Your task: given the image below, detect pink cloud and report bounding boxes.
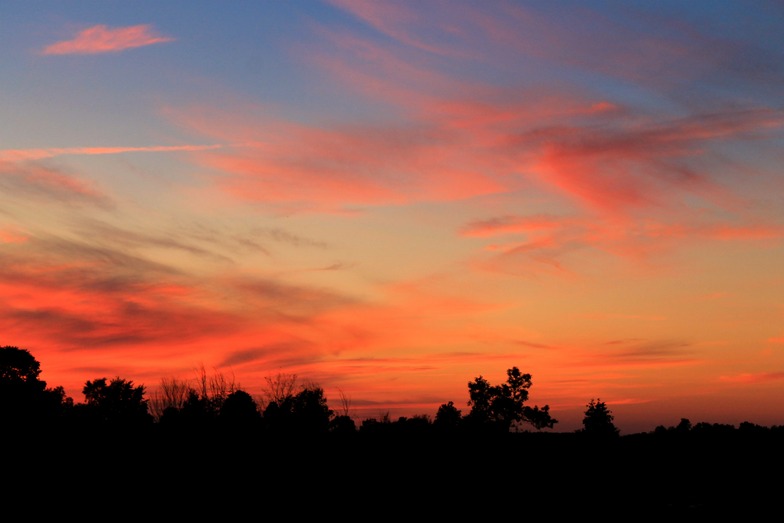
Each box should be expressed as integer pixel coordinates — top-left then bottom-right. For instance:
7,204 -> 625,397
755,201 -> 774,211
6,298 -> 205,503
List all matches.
41,24 -> 174,55
305,3 -> 784,223
303,27 -> 782,219
170,105 -> 506,211
525,107 -> 784,214
160,12 -> 784,280
461,209 -> 784,277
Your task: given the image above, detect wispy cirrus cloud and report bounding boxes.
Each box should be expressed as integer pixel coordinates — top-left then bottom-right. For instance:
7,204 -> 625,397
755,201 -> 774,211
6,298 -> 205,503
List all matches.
0,225 -> 363,393
326,0 -> 468,57
462,212 -> 784,263
525,107 -> 784,214
169,104 -> 505,212
41,24 -> 174,55
460,214 -> 565,238
562,339 -> 696,369
309,2 -> 784,222
0,160 -> 111,207
0,144 -> 225,162
287,11 -> 784,221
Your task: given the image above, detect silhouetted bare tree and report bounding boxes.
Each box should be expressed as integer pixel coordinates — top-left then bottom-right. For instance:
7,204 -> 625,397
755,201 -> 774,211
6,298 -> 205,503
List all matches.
260,371 -> 297,411
148,376 -> 192,421
151,366 -> 240,427
328,387 -> 356,433
196,364 -> 239,413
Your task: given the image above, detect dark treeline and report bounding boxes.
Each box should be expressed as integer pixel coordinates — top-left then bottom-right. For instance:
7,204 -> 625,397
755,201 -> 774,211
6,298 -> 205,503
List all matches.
3,344 -> 782,438
2,344 -> 782,516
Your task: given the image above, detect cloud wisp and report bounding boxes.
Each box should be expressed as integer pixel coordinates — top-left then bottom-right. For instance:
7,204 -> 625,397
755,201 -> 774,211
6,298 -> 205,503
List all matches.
0,160 -> 111,208
41,24 -> 174,55
0,144 -> 226,162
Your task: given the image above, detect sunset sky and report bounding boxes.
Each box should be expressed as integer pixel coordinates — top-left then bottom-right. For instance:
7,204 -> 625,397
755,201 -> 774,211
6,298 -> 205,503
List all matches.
2,1 -> 783,433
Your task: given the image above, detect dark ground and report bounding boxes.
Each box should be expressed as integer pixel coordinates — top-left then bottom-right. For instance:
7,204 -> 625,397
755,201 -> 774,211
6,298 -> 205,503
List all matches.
7,429 -> 781,518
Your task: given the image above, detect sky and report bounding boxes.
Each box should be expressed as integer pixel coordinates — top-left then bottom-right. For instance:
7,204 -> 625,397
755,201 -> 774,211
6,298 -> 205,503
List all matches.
1,0 -> 783,434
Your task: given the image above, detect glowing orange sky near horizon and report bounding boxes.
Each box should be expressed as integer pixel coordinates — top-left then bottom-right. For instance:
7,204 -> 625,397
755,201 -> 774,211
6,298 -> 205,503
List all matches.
1,1 -> 783,433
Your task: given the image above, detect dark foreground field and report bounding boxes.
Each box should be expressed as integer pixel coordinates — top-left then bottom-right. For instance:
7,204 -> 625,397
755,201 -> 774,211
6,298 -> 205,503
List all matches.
7,428 -> 781,518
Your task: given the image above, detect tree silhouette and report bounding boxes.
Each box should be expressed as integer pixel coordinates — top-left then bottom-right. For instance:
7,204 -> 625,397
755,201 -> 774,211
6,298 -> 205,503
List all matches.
263,380 -> 334,436
0,345 -> 43,383
581,398 -> 619,437
148,375 -> 192,420
434,400 -> 462,433
220,389 -> 262,428
0,345 -> 72,430
75,376 -> 153,428
331,416 -> 357,433
328,387 -> 357,433
151,367 -> 242,432
464,367 -> 557,432
158,387 -> 221,435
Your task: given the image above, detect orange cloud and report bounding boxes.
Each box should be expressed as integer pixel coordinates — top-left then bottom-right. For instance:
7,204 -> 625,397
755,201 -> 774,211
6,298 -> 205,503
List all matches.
720,372 -> 784,384
41,24 -> 174,55
710,224 -> 784,241
0,229 -> 28,244
0,230 -> 356,397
